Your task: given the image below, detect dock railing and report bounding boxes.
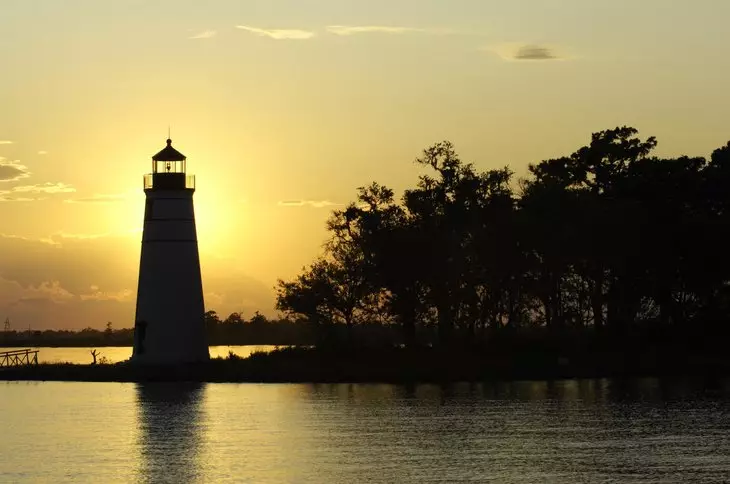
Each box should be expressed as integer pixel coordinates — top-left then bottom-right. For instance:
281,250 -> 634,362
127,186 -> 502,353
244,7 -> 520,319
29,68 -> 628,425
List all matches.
0,348 -> 39,368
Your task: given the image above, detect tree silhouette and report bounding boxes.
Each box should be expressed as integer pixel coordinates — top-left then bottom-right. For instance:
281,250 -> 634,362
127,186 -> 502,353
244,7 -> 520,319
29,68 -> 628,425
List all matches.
274,126 -> 730,357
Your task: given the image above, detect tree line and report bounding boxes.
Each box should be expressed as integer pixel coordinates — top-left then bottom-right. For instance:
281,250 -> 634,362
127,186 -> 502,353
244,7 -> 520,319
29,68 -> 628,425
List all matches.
275,127 -> 730,353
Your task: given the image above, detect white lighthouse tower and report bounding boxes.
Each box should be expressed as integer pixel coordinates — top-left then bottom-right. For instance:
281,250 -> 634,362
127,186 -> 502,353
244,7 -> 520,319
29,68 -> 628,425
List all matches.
131,138 -> 209,364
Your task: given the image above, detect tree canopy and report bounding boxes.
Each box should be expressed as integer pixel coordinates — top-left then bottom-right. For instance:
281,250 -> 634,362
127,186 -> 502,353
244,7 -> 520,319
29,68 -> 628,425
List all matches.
276,127 -> 730,351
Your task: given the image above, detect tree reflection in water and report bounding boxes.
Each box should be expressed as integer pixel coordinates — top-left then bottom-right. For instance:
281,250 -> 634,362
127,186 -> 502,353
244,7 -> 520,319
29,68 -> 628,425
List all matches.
135,382 -> 207,483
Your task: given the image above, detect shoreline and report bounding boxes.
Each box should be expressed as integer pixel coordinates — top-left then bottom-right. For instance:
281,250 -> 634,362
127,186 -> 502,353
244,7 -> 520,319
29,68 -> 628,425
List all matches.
1,347 -> 728,384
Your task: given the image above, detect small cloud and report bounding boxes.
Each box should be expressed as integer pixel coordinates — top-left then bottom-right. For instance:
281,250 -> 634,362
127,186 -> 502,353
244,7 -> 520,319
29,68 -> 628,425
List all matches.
0,141 -> 13,145
0,159 -> 31,182
489,43 -> 565,62
205,292 -> 225,307
23,281 -> 75,304
514,45 -> 558,60
9,182 -> 75,194
79,288 -> 133,302
0,196 -> 46,202
235,25 -> 315,40
326,25 -> 422,36
278,199 -> 340,208
189,29 -> 217,40
64,193 -> 128,203
0,233 -> 59,245
37,150 -> 48,155
53,231 -> 109,241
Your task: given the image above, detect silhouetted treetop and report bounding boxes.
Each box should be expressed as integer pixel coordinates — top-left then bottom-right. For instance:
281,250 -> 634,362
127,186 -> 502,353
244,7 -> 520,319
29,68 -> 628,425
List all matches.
276,126 -> 730,351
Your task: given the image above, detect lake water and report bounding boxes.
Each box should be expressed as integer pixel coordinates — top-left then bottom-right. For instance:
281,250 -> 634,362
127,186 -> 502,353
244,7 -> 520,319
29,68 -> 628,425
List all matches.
1,378 -> 730,483
1,345 -> 279,364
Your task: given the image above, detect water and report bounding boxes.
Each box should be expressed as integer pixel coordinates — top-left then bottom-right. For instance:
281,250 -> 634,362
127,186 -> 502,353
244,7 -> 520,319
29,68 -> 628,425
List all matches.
1,379 -> 730,483
0,345 -> 279,364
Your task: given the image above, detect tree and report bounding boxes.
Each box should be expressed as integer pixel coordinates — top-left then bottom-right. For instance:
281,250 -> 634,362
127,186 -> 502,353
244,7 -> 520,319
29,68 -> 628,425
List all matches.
249,311 -> 268,325
204,310 -> 221,337
524,127 -> 659,332
329,182 -> 427,347
224,312 -> 245,325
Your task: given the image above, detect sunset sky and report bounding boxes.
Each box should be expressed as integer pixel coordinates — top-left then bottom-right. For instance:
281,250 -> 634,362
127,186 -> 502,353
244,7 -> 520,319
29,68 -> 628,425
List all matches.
1,0 -> 729,329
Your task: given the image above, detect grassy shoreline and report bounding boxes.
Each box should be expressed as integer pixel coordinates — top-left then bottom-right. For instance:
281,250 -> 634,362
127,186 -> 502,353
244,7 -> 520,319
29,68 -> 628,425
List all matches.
1,346 -> 728,383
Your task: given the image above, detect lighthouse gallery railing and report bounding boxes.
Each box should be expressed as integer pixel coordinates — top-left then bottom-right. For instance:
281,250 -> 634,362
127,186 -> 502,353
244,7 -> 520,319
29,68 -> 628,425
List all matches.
143,174 -> 196,190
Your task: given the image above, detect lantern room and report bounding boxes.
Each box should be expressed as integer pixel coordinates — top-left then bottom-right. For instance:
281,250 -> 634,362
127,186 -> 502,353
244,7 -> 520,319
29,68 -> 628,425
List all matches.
143,138 -> 195,191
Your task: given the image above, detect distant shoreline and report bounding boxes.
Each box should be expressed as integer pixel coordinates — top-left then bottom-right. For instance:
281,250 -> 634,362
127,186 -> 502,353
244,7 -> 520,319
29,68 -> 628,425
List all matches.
1,346 -> 728,384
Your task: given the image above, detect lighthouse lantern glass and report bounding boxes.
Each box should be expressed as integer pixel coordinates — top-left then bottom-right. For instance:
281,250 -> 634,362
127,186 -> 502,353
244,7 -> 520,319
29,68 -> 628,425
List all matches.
153,159 -> 186,174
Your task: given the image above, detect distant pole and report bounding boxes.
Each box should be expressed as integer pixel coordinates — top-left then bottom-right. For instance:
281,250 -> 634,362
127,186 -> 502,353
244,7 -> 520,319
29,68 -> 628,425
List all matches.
3,317 -> 9,332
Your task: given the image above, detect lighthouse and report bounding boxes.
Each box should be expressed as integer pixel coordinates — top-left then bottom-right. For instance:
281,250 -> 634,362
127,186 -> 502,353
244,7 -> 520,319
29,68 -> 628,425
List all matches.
131,138 -> 209,364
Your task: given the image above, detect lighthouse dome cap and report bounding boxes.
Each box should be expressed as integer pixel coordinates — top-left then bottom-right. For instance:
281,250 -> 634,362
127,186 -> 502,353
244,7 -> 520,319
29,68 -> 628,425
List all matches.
152,139 -> 186,161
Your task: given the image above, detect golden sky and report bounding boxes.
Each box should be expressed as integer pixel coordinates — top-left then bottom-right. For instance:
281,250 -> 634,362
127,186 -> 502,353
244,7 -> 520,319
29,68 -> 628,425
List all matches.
1,0 -> 729,329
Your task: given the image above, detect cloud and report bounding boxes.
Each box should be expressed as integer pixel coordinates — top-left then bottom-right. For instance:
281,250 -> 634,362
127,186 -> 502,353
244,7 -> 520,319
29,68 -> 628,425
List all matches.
514,45 -> 558,60
1,231 -> 121,247
189,29 -> 217,40
79,287 -> 133,302
326,25 -> 423,36
64,193 -> 128,203
0,159 -> 31,182
489,43 -> 564,61
0,196 -> 46,202
235,25 -> 315,40
37,150 -> 48,155
53,231 -> 110,241
0,140 -> 13,145
205,291 -> 225,308
0,181 -> 73,201
0,233 -> 58,245
7,182 -> 75,194
16,280 -> 76,304
278,199 -> 341,208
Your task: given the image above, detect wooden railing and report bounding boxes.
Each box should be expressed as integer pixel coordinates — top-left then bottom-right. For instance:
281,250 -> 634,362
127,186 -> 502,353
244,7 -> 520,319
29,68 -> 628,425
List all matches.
0,349 -> 39,368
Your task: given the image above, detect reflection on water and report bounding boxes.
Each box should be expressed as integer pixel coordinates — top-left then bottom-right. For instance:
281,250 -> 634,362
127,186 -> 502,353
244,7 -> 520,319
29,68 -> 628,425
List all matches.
2,378 -> 730,483
136,383 -> 206,484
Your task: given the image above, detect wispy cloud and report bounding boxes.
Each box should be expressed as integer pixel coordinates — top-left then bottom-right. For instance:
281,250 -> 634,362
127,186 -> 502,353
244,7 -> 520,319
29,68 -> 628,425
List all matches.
0,233 -> 58,245
489,43 -> 566,62
53,231 -> 110,241
0,141 -> 13,145
64,193 -> 128,203
79,287 -> 133,302
189,29 -> 217,40
235,25 -> 315,40
326,25 -> 424,36
0,230 -> 127,246
8,182 -> 75,194
37,150 -> 48,155
0,159 -> 31,182
278,199 -> 340,208
0,196 -> 45,203
22,281 -> 75,303
205,291 -> 225,307
0,181 -> 74,202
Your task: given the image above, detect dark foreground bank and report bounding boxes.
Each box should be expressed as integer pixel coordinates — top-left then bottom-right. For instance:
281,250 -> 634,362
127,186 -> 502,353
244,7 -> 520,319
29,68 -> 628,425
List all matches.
1,346 -> 729,383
